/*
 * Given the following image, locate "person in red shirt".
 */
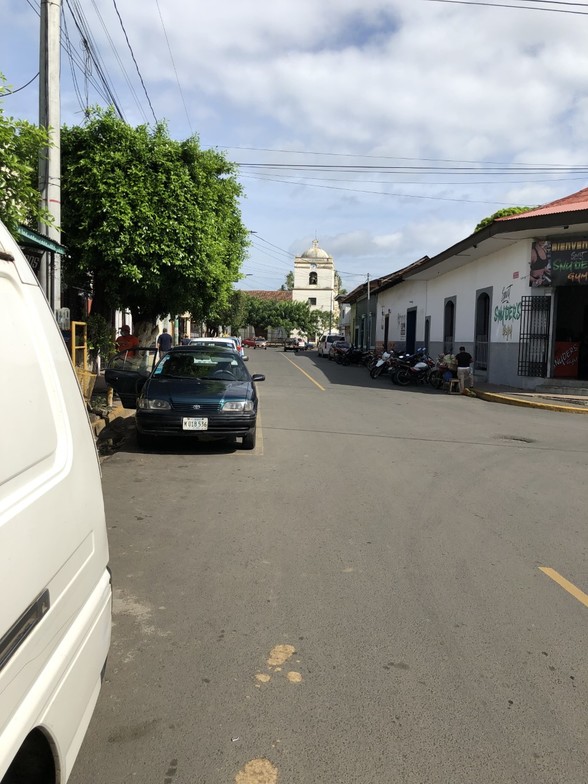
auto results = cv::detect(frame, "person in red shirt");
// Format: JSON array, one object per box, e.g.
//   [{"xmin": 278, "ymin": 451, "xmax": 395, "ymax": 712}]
[{"xmin": 115, "ymin": 324, "xmax": 139, "ymax": 356}]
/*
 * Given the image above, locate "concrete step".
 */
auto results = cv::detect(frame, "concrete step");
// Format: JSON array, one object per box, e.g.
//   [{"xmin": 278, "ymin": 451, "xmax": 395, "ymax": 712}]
[{"xmin": 536, "ymin": 381, "xmax": 588, "ymax": 396}]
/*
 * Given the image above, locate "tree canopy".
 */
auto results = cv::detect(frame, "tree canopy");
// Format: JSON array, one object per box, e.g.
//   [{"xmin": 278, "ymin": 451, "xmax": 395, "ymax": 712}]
[
  {"xmin": 243, "ymin": 296, "xmax": 321, "ymax": 336},
  {"xmin": 475, "ymin": 206, "xmax": 536, "ymax": 232},
  {"xmin": 0, "ymin": 73, "xmax": 53, "ymax": 235},
  {"xmin": 61, "ymin": 108, "xmax": 249, "ymax": 336}
]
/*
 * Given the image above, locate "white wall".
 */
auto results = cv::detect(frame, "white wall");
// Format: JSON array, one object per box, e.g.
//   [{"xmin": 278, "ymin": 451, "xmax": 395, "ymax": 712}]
[{"xmin": 376, "ymin": 239, "xmax": 536, "ymax": 347}]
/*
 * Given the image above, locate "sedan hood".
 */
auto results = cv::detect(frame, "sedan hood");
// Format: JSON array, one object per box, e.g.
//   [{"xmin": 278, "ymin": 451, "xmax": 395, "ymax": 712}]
[{"xmin": 143, "ymin": 377, "xmax": 254, "ymax": 405}]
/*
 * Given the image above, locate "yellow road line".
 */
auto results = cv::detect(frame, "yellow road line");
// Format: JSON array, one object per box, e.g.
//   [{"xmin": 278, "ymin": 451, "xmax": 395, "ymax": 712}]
[
  {"xmin": 539, "ymin": 567, "xmax": 588, "ymax": 608},
  {"xmin": 282, "ymin": 354, "xmax": 326, "ymax": 391}
]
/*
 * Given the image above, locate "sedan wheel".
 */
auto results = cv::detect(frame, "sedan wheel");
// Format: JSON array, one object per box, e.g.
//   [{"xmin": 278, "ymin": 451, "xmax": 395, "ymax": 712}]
[{"xmin": 242, "ymin": 427, "xmax": 256, "ymax": 450}]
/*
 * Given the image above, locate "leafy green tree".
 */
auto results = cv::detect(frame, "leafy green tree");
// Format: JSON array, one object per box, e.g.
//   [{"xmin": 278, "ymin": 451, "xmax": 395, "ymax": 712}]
[
  {"xmin": 61, "ymin": 108, "xmax": 249, "ymax": 341},
  {"xmin": 207, "ymin": 289, "xmax": 249, "ymax": 333},
  {"xmin": 0, "ymin": 73, "xmax": 53, "ymax": 234},
  {"xmin": 280, "ymin": 270, "xmax": 294, "ymax": 291},
  {"xmin": 244, "ymin": 296, "xmax": 316, "ymax": 336},
  {"xmin": 475, "ymin": 206, "xmax": 536, "ymax": 232}
]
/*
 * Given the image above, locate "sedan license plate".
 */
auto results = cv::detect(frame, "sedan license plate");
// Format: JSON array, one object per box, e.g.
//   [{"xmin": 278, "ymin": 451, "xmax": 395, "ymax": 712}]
[{"xmin": 182, "ymin": 417, "xmax": 208, "ymax": 431}]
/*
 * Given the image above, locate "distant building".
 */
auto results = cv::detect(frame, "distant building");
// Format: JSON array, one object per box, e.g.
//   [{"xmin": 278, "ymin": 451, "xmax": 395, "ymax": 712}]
[{"xmin": 291, "ymin": 240, "xmax": 339, "ymax": 328}]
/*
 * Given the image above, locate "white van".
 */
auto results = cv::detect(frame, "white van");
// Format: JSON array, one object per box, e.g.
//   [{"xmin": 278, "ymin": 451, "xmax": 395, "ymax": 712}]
[
  {"xmin": 0, "ymin": 220, "xmax": 111, "ymax": 782},
  {"xmin": 317, "ymin": 333, "xmax": 345, "ymax": 358}
]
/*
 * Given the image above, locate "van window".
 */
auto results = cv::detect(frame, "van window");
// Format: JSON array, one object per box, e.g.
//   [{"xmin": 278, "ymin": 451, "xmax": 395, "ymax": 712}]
[{"xmin": 0, "ymin": 273, "xmax": 57, "ymax": 486}]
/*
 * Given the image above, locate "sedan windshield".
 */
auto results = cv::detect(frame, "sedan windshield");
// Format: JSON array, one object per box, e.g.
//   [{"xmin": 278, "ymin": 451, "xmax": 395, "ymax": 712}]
[{"xmin": 154, "ymin": 352, "xmax": 249, "ymax": 382}]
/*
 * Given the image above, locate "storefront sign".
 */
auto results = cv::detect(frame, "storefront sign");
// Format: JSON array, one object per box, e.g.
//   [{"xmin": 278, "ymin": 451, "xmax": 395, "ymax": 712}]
[
  {"xmin": 529, "ymin": 240, "xmax": 552, "ymax": 287},
  {"xmin": 553, "ymin": 341, "xmax": 580, "ymax": 377},
  {"xmin": 550, "ymin": 239, "xmax": 588, "ymax": 285}
]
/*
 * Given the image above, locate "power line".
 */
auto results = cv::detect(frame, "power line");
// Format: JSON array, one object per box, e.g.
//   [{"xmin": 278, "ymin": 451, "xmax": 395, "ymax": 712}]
[
  {"xmin": 423, "ymin": 0, "xmax": 588, "ymax": 15},
  {"xmin": 65, "ymin": 0, "xmax": 126, "ymax": 118},
  {"xmin": 154, "ymin": 0, "xmax": 193, "ymax": 133},
  {"xmin": 90, "ymin": 0, "xmax": 150, "ymax": 123},
  {"xmin": 237, "ymin": 162, "xmax": 588, "ymax": 174},
  {"xmin": 239, "ymin": 173, "xmax": 512, "ymax": 206},
  {"xmin": 217, "ymin": 143, "xmax": 588, "ymax": 170},
  {"xmin": 2, "ymin": 72, "xmax": 39, "ymax": 95},
  {"xmin": 111, "ymin": 0, "xmax": 158, "ymax": 123}
]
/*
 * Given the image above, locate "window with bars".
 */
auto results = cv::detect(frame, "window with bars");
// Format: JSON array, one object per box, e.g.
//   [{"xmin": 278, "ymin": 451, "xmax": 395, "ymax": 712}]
[{"xmin": 517, "ymin": 296, "xmax": 551, "ymax": 377}]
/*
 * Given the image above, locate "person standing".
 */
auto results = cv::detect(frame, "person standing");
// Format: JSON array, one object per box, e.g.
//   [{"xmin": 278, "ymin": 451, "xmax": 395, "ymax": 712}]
[
  {"xmin": 115, "ymin": 324, "xmax": 139, "ymax": 356},
  {"xmin": 455, "ymin": 346, "xmax": 473, "ymax": 393},
  {"xmin": 157, "ymin": 327, "xmax": 173, "ymax": 358}
]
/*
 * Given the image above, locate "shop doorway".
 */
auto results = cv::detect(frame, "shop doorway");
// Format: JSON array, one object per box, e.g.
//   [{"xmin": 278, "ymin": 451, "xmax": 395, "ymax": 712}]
[
  {"xmin": 554, "ymin": 287, "xmax": 588, "ymax": 379},
  {"xmin": 406, "ymin": 308, "xmax": 417, "ymax": 354},
  {"xmin": 474, "ymin": 292, "xmax": 491, "ymax": 373}
]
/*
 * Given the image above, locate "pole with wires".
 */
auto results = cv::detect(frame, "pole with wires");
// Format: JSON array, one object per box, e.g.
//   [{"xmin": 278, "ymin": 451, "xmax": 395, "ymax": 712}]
[
  {"xmin": 366, "ymin": 272, "xmax": 371, "ymax": 350},
  {"xmin": 39, "ymin": 0, "xmax": 62, "ymax": 309}
]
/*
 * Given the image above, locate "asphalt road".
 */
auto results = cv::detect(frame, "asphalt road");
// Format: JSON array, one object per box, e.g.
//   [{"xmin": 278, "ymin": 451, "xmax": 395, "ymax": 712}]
[{"xmin": 70, "ymin": 349, "xmax": 588, "ymax": 784}]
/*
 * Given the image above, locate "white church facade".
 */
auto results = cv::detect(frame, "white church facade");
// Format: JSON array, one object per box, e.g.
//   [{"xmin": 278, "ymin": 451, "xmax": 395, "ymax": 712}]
[{"xmin": 291, "ymin": 240, "xmax": 339, "ymax": 330}]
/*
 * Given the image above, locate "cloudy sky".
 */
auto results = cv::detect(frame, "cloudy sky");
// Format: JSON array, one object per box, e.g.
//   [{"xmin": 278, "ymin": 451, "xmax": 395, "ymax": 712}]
[{"xmin": 3, "ymin": 0, "xmax": 588, "ymax": 292}]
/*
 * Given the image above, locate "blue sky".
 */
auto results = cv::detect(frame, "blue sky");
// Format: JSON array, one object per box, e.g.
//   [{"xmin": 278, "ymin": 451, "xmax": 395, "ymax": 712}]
[{"xmin": 3, "ymin": 0, "xmax": 588, "ymax": 292}]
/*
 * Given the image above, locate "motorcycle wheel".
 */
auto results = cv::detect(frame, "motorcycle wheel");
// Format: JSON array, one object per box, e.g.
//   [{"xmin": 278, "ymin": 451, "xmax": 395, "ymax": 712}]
[
  {"xmin": 428, "ymin": 370, "xmax": 443, "ymax": 390},
  {"xmin": 370, "ymin": 365, "xmax": 383, "ymax": 379},
  {"xmin": 335, "ymin": 354, "xmax": 342, "ymax": 364},
  {"xmin": 389, "ymin": 369, "xmax": 400, "ymax": 385},
  {"xmin": 395, "ymin": 369, "xmax": 411, "ymax": 386}
]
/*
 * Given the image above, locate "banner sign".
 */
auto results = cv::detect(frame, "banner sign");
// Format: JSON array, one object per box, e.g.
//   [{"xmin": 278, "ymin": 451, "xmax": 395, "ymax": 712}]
[{"xmin": 543, "ymin": 239, "xmax": 588, "ymax": 286}]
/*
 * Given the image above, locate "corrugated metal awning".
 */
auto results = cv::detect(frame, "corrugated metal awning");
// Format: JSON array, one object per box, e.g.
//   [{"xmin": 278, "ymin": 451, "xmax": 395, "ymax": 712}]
[{"xmin": 17, "ymin": 225, "xmax": 66, "ymax": 255}]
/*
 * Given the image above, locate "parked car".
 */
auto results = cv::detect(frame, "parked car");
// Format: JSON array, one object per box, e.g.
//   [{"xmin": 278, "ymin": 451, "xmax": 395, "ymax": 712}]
[
  {"xmin": 243, "ymin": 337, "xmax": 256, "ymax": 348},
  {"xmin": 284, "ymin": 337, "xmax": 307, "ymax": 352},
  {"xmin": 317, "ymin": 334, "xmax": 345, "ymax": 357},
  {"xmin": 188, "ymin": 336, "xmax": 247, "ymax": 360},
  {"xmin": 254, "ymin": 337, "xmax": 267, "ymax": 349},
  {"xmin": 105, "ymin": 346, "xmax": 264, "ymax": 449},
  {"xmin": 328, "ymin": 340, "xmax": 351, "ymax": 360}
]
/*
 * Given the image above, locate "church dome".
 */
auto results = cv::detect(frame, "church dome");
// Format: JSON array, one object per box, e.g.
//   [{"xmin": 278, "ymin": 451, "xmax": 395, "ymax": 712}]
[{"xmin": 301, "ymin": 239, "xmax": 329, "ymax": 260}]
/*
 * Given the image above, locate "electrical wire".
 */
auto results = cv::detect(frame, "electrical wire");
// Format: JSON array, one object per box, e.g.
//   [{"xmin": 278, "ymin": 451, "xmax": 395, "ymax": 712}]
[
  {"xmin": 154, "ymin": 0, "xmax": 193, "ymax": 133},
  {"xmin": 2, "ymin": 73, "xmax": 39, "ymax": 95},
  {"xmin": 64, "ymin": 0, "xmax": 126, "ymax": 118},
  {"xmin": 111, "ymin": 0, "xmax": 158, "ymax": 123},
  {"xmin": 423, "ymin": 0, "xmax": 588, "ymax": 15},
  {"xmin": 239, "ymin": 173, "xmax": 512, "ymax": 206},
  {"xmin": 90, "ymin": 0, "xmax": 150, "ymax": 123}
]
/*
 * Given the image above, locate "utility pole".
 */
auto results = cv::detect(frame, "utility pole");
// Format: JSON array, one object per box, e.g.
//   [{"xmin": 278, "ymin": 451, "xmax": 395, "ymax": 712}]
[
  {"xmin": 39, "ymin": 0, "xmax": 62, "ymax": 310},
  {"xmin": 366, "ymin": 272, "xmax": 371, "ymax": 350}
]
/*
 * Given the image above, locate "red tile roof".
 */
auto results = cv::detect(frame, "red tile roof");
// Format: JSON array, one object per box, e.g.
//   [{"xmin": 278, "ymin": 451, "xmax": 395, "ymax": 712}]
[
  {"xmin": 242, "ymin": 290, "xmax": 293, "ymax": 301},
  {"xmin": 496, "ymin": 186, "xmax": 588, "ymax": 221}
]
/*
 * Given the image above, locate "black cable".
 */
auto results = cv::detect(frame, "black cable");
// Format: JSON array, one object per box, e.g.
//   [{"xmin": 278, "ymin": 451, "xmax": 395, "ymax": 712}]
[
  {"xmin": 90, "ymin": 0, "xmax": 149, "ymax": 123},
  {"xmin": 154, "ymin": 0, "xmax": 192, "ymax": 133},
  {"xmin": 424, "ymin": 0, "xmax": 588, "ymax": 15},
  {"xmin": 111, "ymin": 0, "xmax": 158, "ymax": 123},
  {"xmin": 3, "ymin": 72, "xmax": 39, "ymax": 95},
  {"xmin": 64, "ymin": 0, "xmax": 126, "ymax": 118},
  {"xmin": 239, "ymin": 173, "xmax": 511, "ymax": 206}
]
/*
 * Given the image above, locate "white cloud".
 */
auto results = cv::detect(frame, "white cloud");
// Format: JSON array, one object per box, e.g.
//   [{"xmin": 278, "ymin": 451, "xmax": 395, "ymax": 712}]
[{"xmin": 4, "ymin": 0, "xmax": 588, "ymax": 291}]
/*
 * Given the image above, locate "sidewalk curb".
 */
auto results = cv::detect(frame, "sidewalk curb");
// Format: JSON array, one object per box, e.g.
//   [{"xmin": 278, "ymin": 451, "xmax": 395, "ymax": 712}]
[
  {"xmin": 472, "ymin": 389, "xmax": 588, "ymax": 414},
  {"xmin": 90, "ymin": 404, "xmax": 134, "ymax": 438}
]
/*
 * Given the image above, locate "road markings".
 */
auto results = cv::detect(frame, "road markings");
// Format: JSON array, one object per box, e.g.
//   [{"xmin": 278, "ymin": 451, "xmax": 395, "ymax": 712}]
[
  {"xmin": 282, "ymin": 354, "xmax": 326, "ymax": 391},
  {"xmin": 539, "ymin": 567, "xmax": 588, "ymax": 608},
  {"xmin": 254, "ymin": 644, "xmax": 302, "ymax": 687},
  {"xmin": 267, "ymin": 643, "xmax": 296, "ymax": 666},
  {"xmin": 235, "ymin": 758, "xmax": 278, "ymax": 784}
]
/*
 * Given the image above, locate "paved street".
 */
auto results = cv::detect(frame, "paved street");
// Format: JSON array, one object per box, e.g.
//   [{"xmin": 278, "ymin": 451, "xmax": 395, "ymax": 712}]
[{"xmin": 70, "ymin": 349, "xmax": 588, "ymax": 784}]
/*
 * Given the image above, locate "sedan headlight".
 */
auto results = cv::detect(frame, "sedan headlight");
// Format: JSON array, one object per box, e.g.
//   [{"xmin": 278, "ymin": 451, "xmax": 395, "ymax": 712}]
[
  {"xmin": 138, "ymin": 398, "xmax": 171, "ymax": 410},
  {"xmin": 221, "ymin": 400, "xmax": 254, "ymax": 412}
]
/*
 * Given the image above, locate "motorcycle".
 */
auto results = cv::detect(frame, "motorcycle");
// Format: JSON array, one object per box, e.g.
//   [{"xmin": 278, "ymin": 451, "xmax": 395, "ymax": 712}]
[
  {"xmin": 336, "ymin": 345, "xmax": 372, "ymax": 366},
  {"xmin": 369, "ymin": 350, "xmax": 397, "ymax": 378},
  {"xmin": 393, "ymin": 356, "xmax": 435, "ymax": 386},
  {"xmin": 389, "ymin": 350, "xmax": 433, "ymax": 385}
]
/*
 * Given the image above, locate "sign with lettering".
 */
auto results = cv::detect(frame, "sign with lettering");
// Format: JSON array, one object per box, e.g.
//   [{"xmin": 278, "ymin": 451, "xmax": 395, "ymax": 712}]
[
  {"xmin": 550, "ymin": 239, "xmax": 588, "ymax": 285},
  {"xmin": 553, "ymin": 341, "xmax": 580, "ymax": 378}
]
